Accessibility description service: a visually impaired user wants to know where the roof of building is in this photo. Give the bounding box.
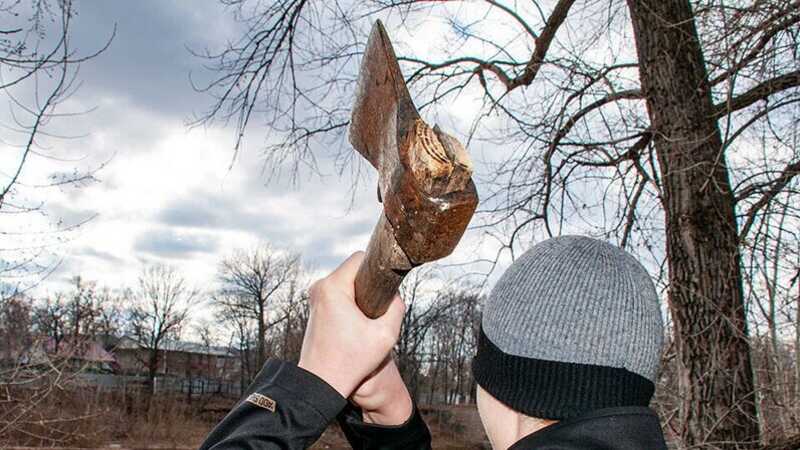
[114,336,236,357]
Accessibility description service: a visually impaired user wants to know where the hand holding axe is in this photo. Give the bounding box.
[349,21,478,318]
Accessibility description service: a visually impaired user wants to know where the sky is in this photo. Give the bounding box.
[6,0,787,334]
[3,1,506,297]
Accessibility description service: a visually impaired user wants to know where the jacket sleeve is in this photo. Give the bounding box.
[199,359,347,450]
[337,401,432,450]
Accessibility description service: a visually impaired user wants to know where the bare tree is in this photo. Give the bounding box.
[93,287,127,349]
[0,0,112,293]
[64,276,98,339]
[423,288,482,406]
[128,264,196,394]
[198,1,800,445]
[215,244,301,372]
[395,268,442,398]
[0,293,32,363]
[275,270,310,362]
[216,293,258,391]
[32,293,69,352]
[393,267,480,401]
[1,291,100,447]
[29,279,126,359]
[742,191,800,442]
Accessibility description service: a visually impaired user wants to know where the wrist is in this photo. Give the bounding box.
[361,381,413,426]
[297,359,355,398]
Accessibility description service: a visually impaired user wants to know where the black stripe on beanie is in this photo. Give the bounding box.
[472,326,655,420]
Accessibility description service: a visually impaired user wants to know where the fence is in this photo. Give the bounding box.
[74,373,243,397]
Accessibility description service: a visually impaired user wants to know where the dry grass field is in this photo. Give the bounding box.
[1,386,488,450]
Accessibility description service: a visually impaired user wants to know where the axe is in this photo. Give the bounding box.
[350,20,478,318]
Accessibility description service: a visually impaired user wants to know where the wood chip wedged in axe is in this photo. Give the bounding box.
[405,120,473,196]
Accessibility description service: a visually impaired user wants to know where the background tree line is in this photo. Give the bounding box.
[0,243,485,437]
[211,245,483,403]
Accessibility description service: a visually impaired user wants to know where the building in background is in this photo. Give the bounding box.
[112,336,241,395]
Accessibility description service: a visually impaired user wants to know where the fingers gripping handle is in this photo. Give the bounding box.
[354,213,413,319]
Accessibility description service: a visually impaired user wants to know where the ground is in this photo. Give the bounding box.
[3,390,489,450]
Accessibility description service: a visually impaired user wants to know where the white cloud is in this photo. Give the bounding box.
[6,1,512,301]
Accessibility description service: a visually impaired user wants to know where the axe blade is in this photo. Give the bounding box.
[349,20,419,189]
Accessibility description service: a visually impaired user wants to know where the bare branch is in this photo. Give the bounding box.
[738,160,800,239]
[714,70,800,117]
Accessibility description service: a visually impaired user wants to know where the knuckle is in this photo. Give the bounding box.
[377,328,397,348]
[310,278,327,295]
[309,279,320,294]
[317,277,333,292]
[308,280,326,306]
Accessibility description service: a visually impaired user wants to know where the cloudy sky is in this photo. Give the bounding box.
[5,1,506,296]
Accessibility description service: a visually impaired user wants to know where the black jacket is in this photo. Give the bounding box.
[199,359,666,450]
[198,359,431,450]
[509,407,667,449]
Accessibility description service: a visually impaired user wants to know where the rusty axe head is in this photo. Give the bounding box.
[349,20,478,266]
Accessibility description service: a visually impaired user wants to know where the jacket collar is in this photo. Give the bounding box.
[509,406,667,450]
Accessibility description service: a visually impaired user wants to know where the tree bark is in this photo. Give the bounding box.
[626,0,759,447]
[257,302,266,369]
[428,351,439,404]
[148,348,159,396]
[796,276,799,410]
[282,310,291,360]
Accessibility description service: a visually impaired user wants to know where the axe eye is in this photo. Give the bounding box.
[377,184,383,203]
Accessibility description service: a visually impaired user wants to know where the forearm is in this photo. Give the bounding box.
[199,360,346,450]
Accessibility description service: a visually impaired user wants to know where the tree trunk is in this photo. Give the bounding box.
[148,349,159,396]
[240,343,248,395]
[442,359,450,405]
[626,0,759,447]
[468,376,477,404]
[428,355,439,404]
[796,276,799,409]
[282,310,291,360]
[257,302,266,369]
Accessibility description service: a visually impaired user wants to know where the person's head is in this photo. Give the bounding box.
[472,236,664,448]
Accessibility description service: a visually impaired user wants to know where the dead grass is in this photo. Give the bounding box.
[2,383,487,449]
[1,384,222,449]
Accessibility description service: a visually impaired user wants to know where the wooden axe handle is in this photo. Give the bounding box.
[354,213,413,319]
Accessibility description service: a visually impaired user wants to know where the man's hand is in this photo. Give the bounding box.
[298,252,406,399]
[351,356,414,425]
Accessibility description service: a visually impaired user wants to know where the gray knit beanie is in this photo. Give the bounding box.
[472,235,663,419]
